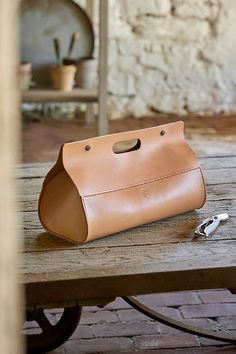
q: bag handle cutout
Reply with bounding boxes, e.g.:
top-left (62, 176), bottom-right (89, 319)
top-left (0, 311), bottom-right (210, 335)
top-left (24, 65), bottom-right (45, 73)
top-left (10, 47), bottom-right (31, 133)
top-left (112, 138), bottom-right (141, 154)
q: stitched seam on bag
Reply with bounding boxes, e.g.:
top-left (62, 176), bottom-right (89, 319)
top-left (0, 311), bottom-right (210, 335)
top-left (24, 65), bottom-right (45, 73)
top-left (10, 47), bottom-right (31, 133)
top-left (83, 166), bottom-right (200, 198)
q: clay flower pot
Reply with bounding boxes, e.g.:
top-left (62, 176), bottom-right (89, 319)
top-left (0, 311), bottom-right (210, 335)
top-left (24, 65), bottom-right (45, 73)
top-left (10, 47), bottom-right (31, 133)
top-left (19, 61), bottom-right (32, 91)
top-left (50, 65), bottom-right (77, 91)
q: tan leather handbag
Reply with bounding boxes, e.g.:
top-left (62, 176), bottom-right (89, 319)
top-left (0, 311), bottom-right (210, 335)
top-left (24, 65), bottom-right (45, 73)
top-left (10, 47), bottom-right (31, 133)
top-left (38, 121), bottom-right (206, 244)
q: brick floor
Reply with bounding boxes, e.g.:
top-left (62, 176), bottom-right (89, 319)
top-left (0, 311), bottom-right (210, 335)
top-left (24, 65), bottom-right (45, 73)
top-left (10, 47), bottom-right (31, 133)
top-left (180, 303), bottom-right (236, 319)
top-left (116, 307), bottom-right (183, 323)
top-left (31, 290), bottom-right (235, 353)
top-left (46, 293), bottom-right (236, 353)
top-left (199, 290), bottom-right (236, 304)
top-left (79, 310), bottom-right (118, 325)
top-left (108, 348), bottom-right (236, 354)
top-left (133, 332), bottom-right (199, 350)
top-left (23, 115), bottom-right (236, 353)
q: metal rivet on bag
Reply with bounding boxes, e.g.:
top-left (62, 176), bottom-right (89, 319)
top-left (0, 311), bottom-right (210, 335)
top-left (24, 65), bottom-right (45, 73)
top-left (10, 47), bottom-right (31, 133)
top-left (85, 145), bottom-right (91, 151)
top-left (160, 130), bottom-right (165, 136)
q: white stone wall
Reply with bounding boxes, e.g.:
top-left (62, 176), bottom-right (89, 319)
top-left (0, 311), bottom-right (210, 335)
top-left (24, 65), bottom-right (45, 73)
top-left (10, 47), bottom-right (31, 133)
top-left (103, 0), bottom-right (236, 119)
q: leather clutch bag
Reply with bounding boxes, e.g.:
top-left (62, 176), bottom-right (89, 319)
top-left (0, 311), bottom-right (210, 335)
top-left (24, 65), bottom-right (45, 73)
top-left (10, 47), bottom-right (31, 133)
top-left (38, 121), bottom-right (206, 244)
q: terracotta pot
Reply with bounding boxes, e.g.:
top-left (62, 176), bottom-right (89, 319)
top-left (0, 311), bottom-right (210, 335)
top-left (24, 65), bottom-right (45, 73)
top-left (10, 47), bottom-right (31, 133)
top-left (50, 65), bottom-right (77, 91)
top-left (76, 59), bottom-right (97, 88)
top-left (19, 61), bottom-right (32, 90)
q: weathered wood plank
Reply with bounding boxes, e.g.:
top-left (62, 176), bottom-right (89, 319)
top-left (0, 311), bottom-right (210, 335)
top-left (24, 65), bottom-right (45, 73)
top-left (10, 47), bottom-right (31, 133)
top-left (203, 168), bottom-right (236, 185)
top-left (190, 137), bottom-right (236, 158)
top-left (200, 155), bottom-right (236, 170)
top-left (15, 164), bottom-right (52, 179)
top-left (22, 218), bottom-right (236, 253)
top-left (23, 239), bottom-right (236, 306)
top-left (22, 240), bottom-right (236, 278)
top-left (21, 196), bottom-right (235, 253)
top-left (25, 266), bottom-right (236, 308)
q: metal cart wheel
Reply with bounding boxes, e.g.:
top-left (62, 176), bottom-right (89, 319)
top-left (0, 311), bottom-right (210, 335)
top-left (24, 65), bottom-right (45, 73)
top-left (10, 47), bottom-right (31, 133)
top-left (24, 305), bottom-right (82, 354)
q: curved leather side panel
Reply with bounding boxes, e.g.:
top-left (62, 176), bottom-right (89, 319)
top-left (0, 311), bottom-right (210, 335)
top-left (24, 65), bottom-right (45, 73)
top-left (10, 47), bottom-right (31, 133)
top-left (38, 170), bottom-right (87, 244)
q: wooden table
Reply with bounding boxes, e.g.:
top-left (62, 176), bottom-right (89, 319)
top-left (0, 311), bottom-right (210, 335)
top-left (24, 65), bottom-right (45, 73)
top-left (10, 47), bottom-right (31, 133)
top-left (19, 154), bottom-right (236, 352)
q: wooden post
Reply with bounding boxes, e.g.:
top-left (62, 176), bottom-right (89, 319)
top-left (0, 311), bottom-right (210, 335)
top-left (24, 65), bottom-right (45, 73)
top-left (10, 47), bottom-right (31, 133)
top-left (85, 0), bottom-right (96, 124)
top-left (0, 1), bottom-right (23, 354)
top-left (98, 0), bottom-right (108, 135)
top-left (86, 0), bottom-right (94, 20)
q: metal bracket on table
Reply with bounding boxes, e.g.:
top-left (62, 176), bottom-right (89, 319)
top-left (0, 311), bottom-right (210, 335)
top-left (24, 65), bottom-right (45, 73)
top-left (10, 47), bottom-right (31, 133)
top-left (122, 296), bottom-right (236, 344)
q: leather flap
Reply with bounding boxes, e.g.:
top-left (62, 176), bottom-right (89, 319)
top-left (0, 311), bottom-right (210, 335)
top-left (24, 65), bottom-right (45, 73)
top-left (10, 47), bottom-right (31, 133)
top-left (61, 121), bottom-right (200, 198)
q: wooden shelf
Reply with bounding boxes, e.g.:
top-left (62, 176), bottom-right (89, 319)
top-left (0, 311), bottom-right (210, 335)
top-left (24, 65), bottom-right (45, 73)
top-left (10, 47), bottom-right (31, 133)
top-left (21, 0), bottom-right (108, 135)
top-left (22, 87), bottom-right (98, 103)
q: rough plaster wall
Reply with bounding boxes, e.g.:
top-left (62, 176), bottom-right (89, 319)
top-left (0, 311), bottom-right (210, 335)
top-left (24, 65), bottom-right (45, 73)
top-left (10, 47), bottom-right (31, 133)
top-left (25, 0), bottom-right (236, 119)
top-left (105, 0), bottom-right (236, 119)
